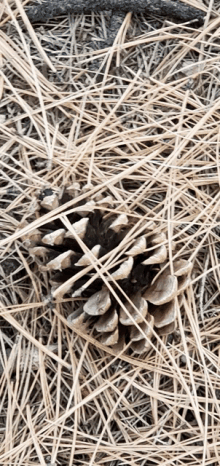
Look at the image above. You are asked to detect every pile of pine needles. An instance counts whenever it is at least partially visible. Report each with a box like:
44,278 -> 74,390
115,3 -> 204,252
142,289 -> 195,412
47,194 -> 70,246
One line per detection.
0,0 -> 220,465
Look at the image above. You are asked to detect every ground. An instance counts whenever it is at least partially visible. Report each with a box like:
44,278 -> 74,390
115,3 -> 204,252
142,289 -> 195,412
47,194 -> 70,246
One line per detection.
0,1 -> 220,465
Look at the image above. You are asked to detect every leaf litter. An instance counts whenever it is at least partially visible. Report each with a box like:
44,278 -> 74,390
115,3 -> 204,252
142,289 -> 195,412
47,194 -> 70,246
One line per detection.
0,0 -> 220,465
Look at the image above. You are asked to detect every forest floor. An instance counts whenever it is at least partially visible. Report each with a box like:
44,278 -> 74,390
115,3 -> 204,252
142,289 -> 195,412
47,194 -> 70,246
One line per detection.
1,1 -> 220,465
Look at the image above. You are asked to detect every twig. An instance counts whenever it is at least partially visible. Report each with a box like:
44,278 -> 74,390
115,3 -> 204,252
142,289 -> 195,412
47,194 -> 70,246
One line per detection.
26,0 -> 205,26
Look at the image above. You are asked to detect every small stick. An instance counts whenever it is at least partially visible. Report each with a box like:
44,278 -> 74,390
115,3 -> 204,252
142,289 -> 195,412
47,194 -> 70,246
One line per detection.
26,0 -> 205,26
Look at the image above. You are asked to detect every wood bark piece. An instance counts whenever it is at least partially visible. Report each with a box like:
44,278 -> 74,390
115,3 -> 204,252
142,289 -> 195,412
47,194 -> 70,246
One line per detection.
26,1 -> 205,26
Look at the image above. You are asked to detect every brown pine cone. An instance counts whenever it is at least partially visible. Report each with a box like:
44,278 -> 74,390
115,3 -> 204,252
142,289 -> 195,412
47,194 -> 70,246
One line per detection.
27,186 -> 192,354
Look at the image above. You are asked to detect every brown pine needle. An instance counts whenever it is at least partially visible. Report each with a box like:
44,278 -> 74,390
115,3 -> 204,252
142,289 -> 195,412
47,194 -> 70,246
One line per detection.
1,2 -> 220,466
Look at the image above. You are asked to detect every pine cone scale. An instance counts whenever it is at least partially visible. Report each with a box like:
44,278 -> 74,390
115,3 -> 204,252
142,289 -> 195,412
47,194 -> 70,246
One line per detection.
119,295 -> 148,326
141,244 -> 167,265
143,274 -> 178,306
95,308 -> 118,333
83,287 -> 111,316
150,300 -> 176,329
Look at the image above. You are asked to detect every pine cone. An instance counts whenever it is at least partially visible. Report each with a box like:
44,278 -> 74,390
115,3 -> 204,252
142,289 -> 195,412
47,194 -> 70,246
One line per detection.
27,187 -> 192,354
